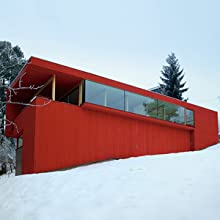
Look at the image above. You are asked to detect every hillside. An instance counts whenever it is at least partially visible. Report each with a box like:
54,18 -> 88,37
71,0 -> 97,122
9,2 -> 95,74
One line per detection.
0,144 -> 220,220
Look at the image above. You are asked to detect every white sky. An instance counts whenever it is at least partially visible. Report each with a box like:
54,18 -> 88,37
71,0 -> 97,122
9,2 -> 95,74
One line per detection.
1,0 -> 219,126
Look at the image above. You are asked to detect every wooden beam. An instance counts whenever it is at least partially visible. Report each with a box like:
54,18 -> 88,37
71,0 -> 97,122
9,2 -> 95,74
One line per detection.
78,81 -> 83,106
52,74 -> 56,101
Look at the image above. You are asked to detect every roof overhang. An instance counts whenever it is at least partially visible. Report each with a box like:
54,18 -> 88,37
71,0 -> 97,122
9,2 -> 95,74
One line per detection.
9,57 -> 86,104
7,56 -> 206,122
9,56 -> 194,109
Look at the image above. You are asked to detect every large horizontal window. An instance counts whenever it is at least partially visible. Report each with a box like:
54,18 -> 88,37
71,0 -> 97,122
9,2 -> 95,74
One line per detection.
84,80 -> 194,126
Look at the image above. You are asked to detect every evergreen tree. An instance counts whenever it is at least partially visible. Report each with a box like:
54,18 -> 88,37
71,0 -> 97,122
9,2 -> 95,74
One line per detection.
0,41 -> 26,133
159,53 -> 188,100
0,41 -> 26,87
0,41 -> 26,174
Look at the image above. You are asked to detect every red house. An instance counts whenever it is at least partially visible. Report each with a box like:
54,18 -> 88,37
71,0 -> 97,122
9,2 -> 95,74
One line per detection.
5,57 -> 218,175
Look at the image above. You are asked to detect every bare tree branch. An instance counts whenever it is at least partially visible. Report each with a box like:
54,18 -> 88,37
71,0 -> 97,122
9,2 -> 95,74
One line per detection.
4,72 -> 44,102
0,71 -> 52,135
3,99 -> 52,107
5,119 -> 19,134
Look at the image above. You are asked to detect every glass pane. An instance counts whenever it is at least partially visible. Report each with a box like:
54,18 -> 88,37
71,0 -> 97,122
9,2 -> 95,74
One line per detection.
157,101 -> 184,124
157,101 -> 166,120
106,86 -> 124,110
17,136 -> 23,149
85,80 -> 124,111
85,81 -> 107,106
125,91 -> 156,116
68,87 -> 79,105
174,106 -> 185,124
186,109 -> 194,126
60,87 -> 79,105
146,100 -> 158,118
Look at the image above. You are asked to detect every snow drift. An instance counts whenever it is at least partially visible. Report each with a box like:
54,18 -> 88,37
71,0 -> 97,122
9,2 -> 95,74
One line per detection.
0,144 -> 220,220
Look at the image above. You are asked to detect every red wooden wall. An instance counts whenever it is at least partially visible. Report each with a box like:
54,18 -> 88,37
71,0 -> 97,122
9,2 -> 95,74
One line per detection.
11,97 -> 215,174
8,96 -> 218,174
193,106 -> 218,150
13,103 -> 36,174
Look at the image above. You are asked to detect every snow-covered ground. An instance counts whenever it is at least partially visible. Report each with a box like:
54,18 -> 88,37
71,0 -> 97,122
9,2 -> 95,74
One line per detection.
1,144 -> 220,220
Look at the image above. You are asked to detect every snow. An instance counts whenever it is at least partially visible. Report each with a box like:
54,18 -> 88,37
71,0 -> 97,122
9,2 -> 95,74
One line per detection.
1,144 -> 220,220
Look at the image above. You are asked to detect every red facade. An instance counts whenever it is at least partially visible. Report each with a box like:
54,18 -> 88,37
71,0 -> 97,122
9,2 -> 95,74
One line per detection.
5,57 -> 219,174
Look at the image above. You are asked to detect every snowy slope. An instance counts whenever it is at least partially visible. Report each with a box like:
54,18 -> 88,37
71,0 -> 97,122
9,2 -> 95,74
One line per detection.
0,144 -> 220,220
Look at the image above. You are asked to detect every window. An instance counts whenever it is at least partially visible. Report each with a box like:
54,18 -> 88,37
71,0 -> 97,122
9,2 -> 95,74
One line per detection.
157,101 -> 185,124
85,80 -> 124,111
174,106 -> 185,124
61,86 -> 79,105
17,136 -> 23,149
186,109 -> 194,126
125,91 -> 156,117
84,80 -> 194,126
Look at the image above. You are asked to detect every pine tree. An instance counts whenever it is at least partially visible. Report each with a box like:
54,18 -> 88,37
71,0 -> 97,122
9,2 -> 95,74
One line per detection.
159,53 -> 188,100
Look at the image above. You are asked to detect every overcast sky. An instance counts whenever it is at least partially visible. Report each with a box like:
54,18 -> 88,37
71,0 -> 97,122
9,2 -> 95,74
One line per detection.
1,0 -> 219,125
